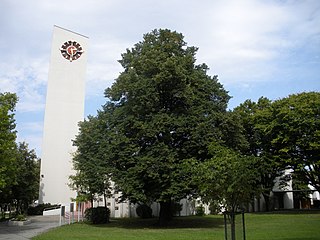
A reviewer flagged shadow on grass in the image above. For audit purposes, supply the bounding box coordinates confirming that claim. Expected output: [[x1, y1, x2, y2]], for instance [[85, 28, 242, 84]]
[[92, 216, 224, 229]]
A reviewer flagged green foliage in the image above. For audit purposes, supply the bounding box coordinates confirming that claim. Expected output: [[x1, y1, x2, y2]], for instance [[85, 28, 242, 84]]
[[234, 97, 285, 211], [0, 92, 18, 191], [70, 116, 112, 205], [198, 142, 261, 212], [254, 92, 320, 192], [0, 93, 40, 216], [12, 214, 27, 221], [108, 28, 229, 206], [195, 205, 205, 216], [136, 204, 153, 219], [234, 92, 320, 210], [12, 142, 40, 214], [73, 29, 231, 224], [208, 200, 223, 214], [85, 207, 110, 224]]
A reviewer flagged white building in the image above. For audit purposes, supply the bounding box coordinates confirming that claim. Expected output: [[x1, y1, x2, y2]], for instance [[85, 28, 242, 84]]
[[39, 26, 88, 205]]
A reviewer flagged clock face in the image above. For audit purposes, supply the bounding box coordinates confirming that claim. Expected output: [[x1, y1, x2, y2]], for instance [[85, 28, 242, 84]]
[[60, 41, 83, 62]]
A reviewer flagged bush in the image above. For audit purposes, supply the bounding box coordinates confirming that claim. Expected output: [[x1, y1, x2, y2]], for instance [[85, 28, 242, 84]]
[[195, 205, 205, 216], [12, 214, 27, 221], [85, 207, 110, 224], [136, 204, 152, 218]]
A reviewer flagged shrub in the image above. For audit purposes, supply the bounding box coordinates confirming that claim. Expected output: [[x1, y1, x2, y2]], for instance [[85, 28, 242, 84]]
[[136, 204, 152, 218], [195, 205, 205, 216], [12, 214, 27, 221], [85, 207, 110, 224]]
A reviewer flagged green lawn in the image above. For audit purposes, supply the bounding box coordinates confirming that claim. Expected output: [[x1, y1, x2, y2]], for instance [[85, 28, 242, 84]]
[[32, 212, 320, 240]]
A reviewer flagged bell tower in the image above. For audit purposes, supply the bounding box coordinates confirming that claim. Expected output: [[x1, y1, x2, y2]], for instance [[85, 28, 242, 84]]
[[39, 26, 88, 205]]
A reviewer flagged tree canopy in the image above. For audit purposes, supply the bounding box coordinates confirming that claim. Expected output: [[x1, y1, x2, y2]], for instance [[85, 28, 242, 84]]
[[254, 92, 320, 192], [12, 142, 40, 214], [70, 116, 112, 205], [197, 142, 261, 212], [72, 29, 320, 223], [0, 92, 18, 191], [0, 93, 40, 215], [73, 29, 232, 224], [234, 92, 320, 209]]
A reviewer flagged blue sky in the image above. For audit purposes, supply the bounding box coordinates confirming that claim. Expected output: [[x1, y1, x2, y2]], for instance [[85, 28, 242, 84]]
[[0, 0, 319, 156]]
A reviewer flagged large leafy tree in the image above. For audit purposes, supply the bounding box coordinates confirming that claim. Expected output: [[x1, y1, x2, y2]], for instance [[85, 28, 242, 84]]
[[73, 29, 231, 225], [255, 92, 320, 192], [235, 92, 320, 210]]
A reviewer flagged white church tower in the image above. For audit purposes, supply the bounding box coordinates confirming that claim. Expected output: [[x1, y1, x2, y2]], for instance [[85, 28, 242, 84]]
[[39, 26, 88, 205]]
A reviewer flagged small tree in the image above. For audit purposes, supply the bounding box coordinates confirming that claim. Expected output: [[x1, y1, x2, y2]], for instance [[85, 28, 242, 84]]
[[70, 116, 112, 207], [198, 142, 261, 240], [199, 142, 261, 213], [12, 142, 40, 214]]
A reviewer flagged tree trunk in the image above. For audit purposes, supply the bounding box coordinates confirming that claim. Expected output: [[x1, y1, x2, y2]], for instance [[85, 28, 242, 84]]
[[103, 192, 107, 208], [230, 212, 236, 240], [159, 200, 172, 226], [262, 193, 270, 212], [90, 196, 94, 208]]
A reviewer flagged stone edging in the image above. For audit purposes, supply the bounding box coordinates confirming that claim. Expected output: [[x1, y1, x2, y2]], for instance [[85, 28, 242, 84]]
[[7, 219, 31, 226]]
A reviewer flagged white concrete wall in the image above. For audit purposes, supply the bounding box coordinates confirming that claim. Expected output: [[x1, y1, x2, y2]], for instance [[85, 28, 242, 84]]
[[39, 26, 88, 205]]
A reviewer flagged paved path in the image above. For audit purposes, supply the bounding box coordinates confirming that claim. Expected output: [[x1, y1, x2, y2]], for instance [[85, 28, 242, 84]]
[[0, 215, 60, 240]]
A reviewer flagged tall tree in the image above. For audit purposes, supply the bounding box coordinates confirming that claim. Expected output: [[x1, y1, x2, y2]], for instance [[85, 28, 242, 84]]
[[255, 92, 320, 192], [74, 29, 230, 225], [0, 93, 18, 192], [197, 142, 261, 240]]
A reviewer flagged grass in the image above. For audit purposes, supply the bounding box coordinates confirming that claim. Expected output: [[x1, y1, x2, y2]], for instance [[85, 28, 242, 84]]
[[32, 212, 320, 240]]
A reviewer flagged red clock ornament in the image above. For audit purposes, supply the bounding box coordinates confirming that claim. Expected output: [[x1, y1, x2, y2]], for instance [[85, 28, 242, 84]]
[[60, 41, 83, 62]]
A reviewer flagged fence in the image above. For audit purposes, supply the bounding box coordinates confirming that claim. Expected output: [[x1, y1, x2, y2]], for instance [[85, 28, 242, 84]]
[[59, 202, 85, 225], [223, 211, 246, 240]]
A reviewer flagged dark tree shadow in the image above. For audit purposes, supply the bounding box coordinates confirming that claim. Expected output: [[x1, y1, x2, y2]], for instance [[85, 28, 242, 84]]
[[92, 216, 225, 229]]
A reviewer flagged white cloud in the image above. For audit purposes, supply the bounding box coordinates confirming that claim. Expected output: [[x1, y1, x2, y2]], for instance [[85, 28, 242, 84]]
[[181, 0, 320, 88], [0, 58, 48, 112], [85, 38, 128, 97]]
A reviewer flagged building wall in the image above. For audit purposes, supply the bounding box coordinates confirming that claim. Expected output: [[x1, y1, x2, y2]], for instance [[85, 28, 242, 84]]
[[39, 26, 88, 205]]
